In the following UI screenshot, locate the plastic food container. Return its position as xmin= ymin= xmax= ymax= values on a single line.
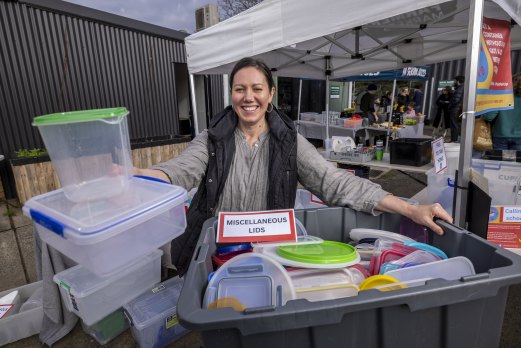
xmin=203 ymin=253 xmax=296 ymax=309
xmin=178 ymin=207 xmax=521 ymax=348
xmin=32 ymin=108 xmax=133 ymax=202
xmin=344 ymin=118 xmax=363 ymax=128
xmin=54 ymin=249 xmax=162 ymax=326
xmin=24 ymin=176 xmax=187 ymax=276
xmin=81 ymin=308 xmax=130 ymax=345
xmin=385 ymin=256 xmax=475 ymax=282
xmin=0 ymin=281 xmax=43 ymax=346
xmin=289 ymin=268 xmax=363 ymax=301
xmin=426 ymin=158 xmax=521 ymax=214
xmin=124 ymin=276 xmax=189 ymax=348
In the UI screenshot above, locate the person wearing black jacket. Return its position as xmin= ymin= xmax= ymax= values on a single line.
xmin=448 ymin=76 xmax=465 ymax=142
xmin=432 ymin=86 xmax=452 ymax=137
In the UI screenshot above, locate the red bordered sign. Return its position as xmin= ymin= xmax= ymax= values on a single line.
xmin=216 ymin=209 xmax=297 ymax=243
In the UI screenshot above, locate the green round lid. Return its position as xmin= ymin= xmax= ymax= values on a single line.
xmin=277 ymin=241 xmax=358 ymax=265
xmin=32 ymin=107 xmax=128 ymax=126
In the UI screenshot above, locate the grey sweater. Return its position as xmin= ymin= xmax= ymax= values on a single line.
xmin=153 ymin=129 xmax=389 ymax=215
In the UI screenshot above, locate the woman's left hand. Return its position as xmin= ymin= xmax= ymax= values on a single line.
xmin=408 ymin=203 xmax=453 ymax=236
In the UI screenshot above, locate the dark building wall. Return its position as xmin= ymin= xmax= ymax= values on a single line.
xmin=0 ymin=0 xmax=192 ymax=198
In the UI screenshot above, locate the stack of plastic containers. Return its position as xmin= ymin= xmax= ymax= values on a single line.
xmin=25 ymin=108 xmax=188 ymax=344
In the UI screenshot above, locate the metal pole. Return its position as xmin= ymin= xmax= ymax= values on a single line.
xmin=454 ymin=0 xmax=484 ymax=227
xmin=189 ymin=74 xmax=200 ymax=135
xmin=347 ymin=81 xmax=353 ymax=109
xmin=297 ymin=79 xmax=303 ymax=132
xmin=325 ymin=75 xmax=330 ymax=140
xmin=385 ymin=79 xmax=397 ymax=153
xmin=223 ymin=74 xmax=229 ymax=106
xmin=422 ymin=79 xmax=429 ymax=114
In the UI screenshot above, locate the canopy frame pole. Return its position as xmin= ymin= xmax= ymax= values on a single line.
xmin=223 ymin=74 xmax=229 ymax=106
xmin=297 ymin=79 xmax=303 ymax=132
xmin=455 ymin=0 xmax=484 ymax=227
xmin=325 ymin=56 xmax=331 ymax=140
xmin=385 ymin=79 xmax=397 ymax=153
xmin=189 ymin=74 xmax=199 ymax=135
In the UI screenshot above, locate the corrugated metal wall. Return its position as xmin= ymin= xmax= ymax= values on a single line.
xmin=0 ymin=0 xmax=192 ymax=198
xmin=208 ymin=74 xmax=225 ymax=116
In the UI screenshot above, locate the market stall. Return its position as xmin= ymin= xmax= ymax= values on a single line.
xmin=185 ymin=0 xmax=521 ymax=226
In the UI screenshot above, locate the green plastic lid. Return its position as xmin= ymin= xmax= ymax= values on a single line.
xmin=277 ymin=241 xmax=358 ymax=265
xmin=32 ymin=107 xmax=128 ymax=126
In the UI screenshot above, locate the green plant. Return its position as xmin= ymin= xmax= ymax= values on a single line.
xmin=15 ymin=148 xmax=48 ymax=158
xmin=3 ymin=205 xmax=15 ymax=218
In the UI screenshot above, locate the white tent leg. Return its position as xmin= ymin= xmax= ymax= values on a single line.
xmin=385 ymin=79 xmax=397 ymax=153
xmin=422 ymin=79 xmax=429 ymax=114
xmin=325 ymin=75 xmax=330 ymax=140
xmin=223 ymin=74 xmax=229 ymax=106
xmin=297 ymin=79 xmax=303 ymax=132
xmin=454 ymin=0 xmax=483 ymax=227
xmin=189 ymin=74 xmax=200 ymax=135
xmin=347 ymin=81 xmax=353 ymax=109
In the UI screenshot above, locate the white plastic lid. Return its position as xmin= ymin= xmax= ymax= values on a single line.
xmin=23 ymin=177 xmax=187 ymax=242
xmin=349 ymin=228 xmax=414 ymax=244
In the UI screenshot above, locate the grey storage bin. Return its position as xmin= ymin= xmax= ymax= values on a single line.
xmin=177 ymin=207 xmax=521 ymax=348
xmin=0 ymin=281 xmax=43 ymax=346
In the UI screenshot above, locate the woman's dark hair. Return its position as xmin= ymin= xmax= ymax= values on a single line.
xmin=229 ymin=57 xmax=275 ymax=90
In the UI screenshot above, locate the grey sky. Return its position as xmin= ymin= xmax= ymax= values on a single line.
xmin=63 ymin=0 xmax=219 ymax=33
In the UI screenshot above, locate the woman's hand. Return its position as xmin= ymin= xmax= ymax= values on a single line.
xmin=376 ymin=195 xmax=453 ymax=236
xmin=406 ymin=203 xmax=453 ymax=236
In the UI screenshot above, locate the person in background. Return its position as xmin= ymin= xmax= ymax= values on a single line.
xmin=360 ymin=84 xmax=379 ymax=124
xmin=411 ymin=84 xmax=424 ymax=114
xmin=135 ymin=57 xmax=452 ymax=275
xmin=448 ymin=75 xmax=465 ymax=143
xmin=404 ymin=102 xmax=416 ymax=117
xmin=432 ymin=86 xmax=452 ymax=138
xmin=354 ymin=90 xmax=367 ymax=114
xmin=482 ymin=73 xmax=521 ymax=150
xmin=396 ymin=87 xmax=410 ymax=111
xmin=379 ymin=91 xmax=392 ymax=114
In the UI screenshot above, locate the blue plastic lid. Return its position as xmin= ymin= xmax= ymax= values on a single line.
xmin=404 ymin=241 xmax=448 ymax=259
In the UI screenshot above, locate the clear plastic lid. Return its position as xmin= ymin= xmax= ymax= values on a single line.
xmin=23 ymin=177 xmax=187 ymax=237
xmin=123 ymin=276 xmax=184 ymax=330
xmin=349 ymin=228 xmax=415 ymax=244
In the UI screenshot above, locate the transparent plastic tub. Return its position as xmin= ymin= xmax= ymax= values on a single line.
xmin=24 ymin=176 xmax=187 ymax=276
xmin=32 ymin=108 xmax=133 ymax=202
xmin=0 ymin=281 xmax=43 ymax=346
xmin=124 ymin=276 xmax=189 ymax=348
xmin=81 ymin=308 xmax=130 ymax=345
xmin=427 ymin=159 xmax=521 ymax=214
xmin=54 ymin=249 xmax=162 ymax=326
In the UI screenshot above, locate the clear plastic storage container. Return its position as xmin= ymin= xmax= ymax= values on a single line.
xmin=32 ymin=108 xmax=133 ymax=202
xmin=0 ymin=281 xmax=43 ymax=346
xmin=427 ymin=158 xmax=521 ymax=214
xmin=54 ymin=249 xmax=162 ymax=326
xmin=24 ymin=176 xmax=187 ymax=276
xmin=124 ymin=276 xmax=188 ymax=348
xmin=81 ymin=308 xmax=130 ymax=345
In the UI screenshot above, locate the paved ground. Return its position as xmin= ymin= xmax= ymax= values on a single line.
xmin=1 ymin=126 xmax=520 ymax=347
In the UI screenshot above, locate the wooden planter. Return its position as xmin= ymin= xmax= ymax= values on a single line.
xmin=11 ymin=135 xmax=191 ymax=204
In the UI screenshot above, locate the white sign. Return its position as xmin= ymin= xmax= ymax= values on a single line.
xmin=431 ymin=137 xmax=447 ymax=173
xmin=217 ymin=209 xmax=297 ymax=243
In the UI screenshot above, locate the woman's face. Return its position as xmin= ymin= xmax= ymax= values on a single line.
xmin=231 ymin=67 xmax=274 ymax=127
xmin=401 ymin=88 xmax=409 ymax=95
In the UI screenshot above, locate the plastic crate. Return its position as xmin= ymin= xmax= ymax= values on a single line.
xmin=390 ymin=138 xmax=431 ymax=166
xmin=330 ymin=148 xmax=375 ymax=162
xmin=177 ymin=207 xmax=521 ymax=348
xmin=0 ymin=281 xmax=43 ymax=346
xmin=344 ymin=118 xmax=363 ymax=128
xmin=426 ymin=159 xmax=521 ymax=215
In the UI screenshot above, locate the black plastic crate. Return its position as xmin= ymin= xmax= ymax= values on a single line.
xmin=390 ymin=138 xmax=432 ymax=166
xmin=336 ymin=163 xmax=370 ymax=178
xmin=177 ymin=207 xmax=521 ymax=348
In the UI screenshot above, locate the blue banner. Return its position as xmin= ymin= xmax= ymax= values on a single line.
xmin=339 ymin=66 xmax=430 ymax=81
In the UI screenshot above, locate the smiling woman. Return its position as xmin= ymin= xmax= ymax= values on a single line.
xmin=135 ymin=57 xmax=452 ymax=275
